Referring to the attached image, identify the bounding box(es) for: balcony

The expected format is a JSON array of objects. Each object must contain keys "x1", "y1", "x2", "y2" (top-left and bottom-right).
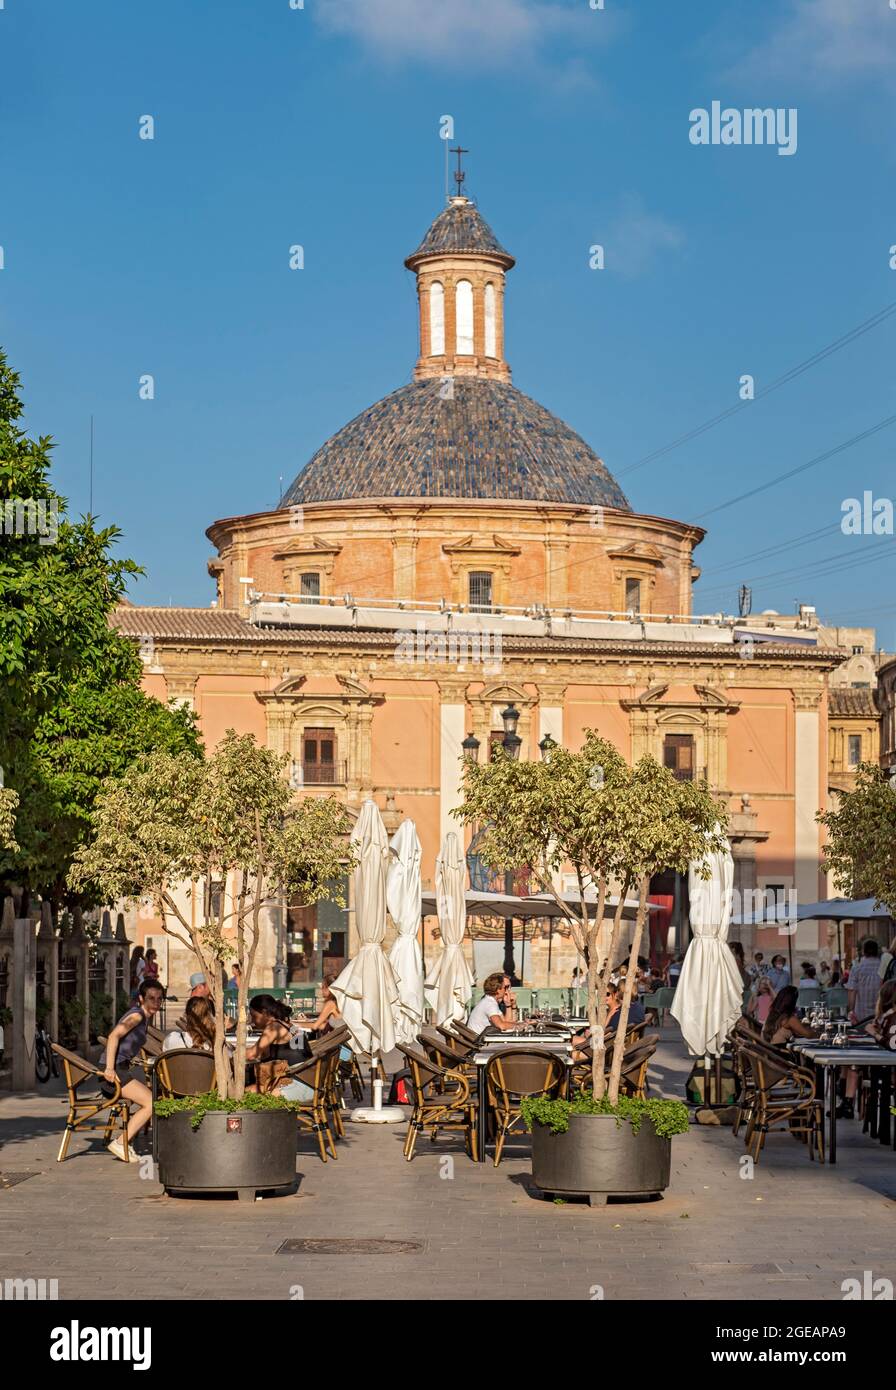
[{"x1": 290, "y1": 761, "x2": 347, "y2": 787}]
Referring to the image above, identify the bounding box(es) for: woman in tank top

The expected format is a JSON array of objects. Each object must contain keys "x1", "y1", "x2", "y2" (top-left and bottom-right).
[{"x1": 101, "y1": 977, "x2": 164, "y2": 1162}]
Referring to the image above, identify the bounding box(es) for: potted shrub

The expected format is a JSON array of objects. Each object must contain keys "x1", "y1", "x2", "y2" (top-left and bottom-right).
[
  {"x1": 522, "y1": 1093, "x2": 690, "y2": 1203},
  {"x1": 457, "y1": 736, "x2": 724, "y2": 1196},
  {"x1": 70, "y1": 731, "x2": 353, "y2": 1199}
]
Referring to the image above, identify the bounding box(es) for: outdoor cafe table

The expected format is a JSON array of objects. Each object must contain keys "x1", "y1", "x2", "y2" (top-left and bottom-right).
[
  {"x1": 792, "y1": 1040, "x2": 891, "y2": 1165},
  {"x1": 472, "y1": 1029, "x2": 575, "y2": 1164}
]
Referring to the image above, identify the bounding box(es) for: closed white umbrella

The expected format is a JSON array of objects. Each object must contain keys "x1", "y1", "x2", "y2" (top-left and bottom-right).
[
  {"x1": 425, "y1": 831, "x2": 474, "y2": 1027},
  {"x1": 387, "y1": 818, "x2": 425, "y2": 1045},
  {"x1": 671, "y1": 831, "x2": 742, "y2": 1057},
  {"x1": 331, "y1": 799, "x2": 400, "y2": 1060}
]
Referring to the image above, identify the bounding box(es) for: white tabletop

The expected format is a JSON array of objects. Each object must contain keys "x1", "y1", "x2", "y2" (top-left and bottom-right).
[{"x1": 474, "y1": 1036, "x2": 573, "y2": 1066}]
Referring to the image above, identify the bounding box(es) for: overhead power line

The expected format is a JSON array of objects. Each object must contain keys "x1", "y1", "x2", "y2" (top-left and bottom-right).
[{"x1": 618, "y1": 301, "x2": 896, "y2": 478}]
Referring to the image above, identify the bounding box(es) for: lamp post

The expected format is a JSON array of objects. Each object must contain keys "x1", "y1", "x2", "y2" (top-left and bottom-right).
[{"x1": 500, "y1": 704, "x2": 522, "y2": 984}]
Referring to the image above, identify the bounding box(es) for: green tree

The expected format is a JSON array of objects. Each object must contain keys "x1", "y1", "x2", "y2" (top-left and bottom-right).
[
  {"x1": 455, "y1": 732, "x2": 725, "y2": 1100},
  {"x1": 0, "y1": 348, "x2": 199, "y2": 905},
  {"x1": 5, "y1": 656, "x2": 201, "y2": 907},
  {"x1": 0, "y1": 786, "x2": 18, "y2": 852},
  {"x1": 70, "y1": 731, "x2": 355, "y2": 1099},
  {"x1": 819, "y1": 762, "x2": 896, "y2": 910}
]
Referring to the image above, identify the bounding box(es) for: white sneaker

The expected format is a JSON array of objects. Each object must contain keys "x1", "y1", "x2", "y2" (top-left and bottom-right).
[{"x1": 107, "y1": 1137, "x2": 133, "y2": 1163}]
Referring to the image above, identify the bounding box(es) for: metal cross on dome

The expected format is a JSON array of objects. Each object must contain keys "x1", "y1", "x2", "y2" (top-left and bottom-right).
[{"x1": 450, "y1": 144, "x2": 469, "y2": 196}]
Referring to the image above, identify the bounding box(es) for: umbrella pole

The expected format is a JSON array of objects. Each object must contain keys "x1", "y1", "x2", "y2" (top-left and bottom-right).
[
  {"x1": 547, "y1": 922, "x2": 552, "y2": 984},
  {"x1": 520, "y1": 921, "x2": 527, "y2": 986}
]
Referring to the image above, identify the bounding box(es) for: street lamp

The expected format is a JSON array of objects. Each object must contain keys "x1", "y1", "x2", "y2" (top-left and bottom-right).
[
  {"x1": 539, "y1": 733, "x2": 557, "y2": 761},
  {"x1": 500, "y1": 703, "x2": 521, "y2": 760},
  {"x1": 500, "y1": 704, "x2": 522, "y2": 983},
  {"x1": 462, "y1": 733, "x2": 481, "y2": 763}
]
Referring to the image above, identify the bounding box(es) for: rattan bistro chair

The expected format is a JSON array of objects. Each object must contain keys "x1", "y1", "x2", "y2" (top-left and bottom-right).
[
  {"x1": 738, "y1": 1042, "x2": 824, "y2": 1163},
  {"x1": 396, "y1": 1044, "x2": 478, "y2": 1162},
  {"x1": 447, "y1": 1020, "x2": 481, "y2": 1046},
  {"x1": 616, "y1": 1035, "x2": 659, "y2": 1099},
  {"x1": 154, "y1": 1048, "x2": 218, "y2": 1099},
  {"x1": 52, "y1": 1044, "x2": 132, "y2": 1163},
  {"x1": 418, "y1": 1027, "x2": 478, "y2": 1084},
  {"x1": 485, "y1": 1048, "x2": 567, "y2": 1168},
  {"x1": 280, "y1": 1054, "x2": 338, "y2": 1163}
]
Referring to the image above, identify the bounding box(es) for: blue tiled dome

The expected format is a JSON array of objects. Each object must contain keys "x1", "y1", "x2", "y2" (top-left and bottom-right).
[
  {"x1": 280, "y1": 378, "x2": 631, "y2": 509},
  {"x1": 405, "y1": 199, "x2": 515, "y2": 268}
]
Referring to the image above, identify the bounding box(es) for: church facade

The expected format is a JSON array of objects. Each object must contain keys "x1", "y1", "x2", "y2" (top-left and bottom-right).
[{"x1": 115, "y1": 191, "x2": 839, "y2": 993}]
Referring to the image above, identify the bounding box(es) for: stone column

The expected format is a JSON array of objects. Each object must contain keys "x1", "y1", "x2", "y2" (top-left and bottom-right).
[
  {"x1": 793, "y1": 690, "x2": 822, "y2": 949},
  {"x1": 12, "y1": 916, "x2": 36, "y2": 1091},
  {"x1": 538, "y1": 682, "x2": 566, "y2": 748},
  {"x1": 438, "y1": 680, "x2": 468, "y2": 849},
  {"x1": 70, "y1": 908, "x2": 91, "y2": 1055},
  {"x1": 37, "y1": 900, "x2": 59, "y2": 1043}
]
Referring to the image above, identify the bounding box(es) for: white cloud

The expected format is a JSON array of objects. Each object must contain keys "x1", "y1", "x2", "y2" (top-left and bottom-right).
[
  {"x1": 734, "y1": 0, "x2": 896, "y2": 84},
  {"x1": 605, "y1": 195, "x2": 685, "y2": 279},
  {"x1": 313, "y1": 0, "x2": 611, "y2": 75}
]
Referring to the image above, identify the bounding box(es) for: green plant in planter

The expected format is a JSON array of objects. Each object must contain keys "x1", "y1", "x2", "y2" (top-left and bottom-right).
[
  {"x1": 521, "y1": 1092, "x2": 690, "y2": 1140},
  {"x1": 154, "y1": 1089, "x2": 304, "y2": 1131}
]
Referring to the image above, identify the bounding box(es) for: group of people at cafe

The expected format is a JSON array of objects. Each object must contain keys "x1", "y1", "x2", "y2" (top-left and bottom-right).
[{"x1": 98, "y1": 973, "x2": 349, "y2": 1162}]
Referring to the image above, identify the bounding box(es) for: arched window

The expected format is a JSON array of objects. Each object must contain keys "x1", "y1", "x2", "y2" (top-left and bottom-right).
[
  {"x1": 484, "y1": 282, "x2": 496, "y2": 357},
  {"x1": 455, "y1": 279, "x2": 474, "y2": 355},
  {"x1": 429, "y1": 281, "x2": 445, "y2": 356}
]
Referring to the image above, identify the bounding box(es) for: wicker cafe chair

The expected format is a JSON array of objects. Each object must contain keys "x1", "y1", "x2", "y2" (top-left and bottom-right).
[
  {"x1": 418, "y1": 1027, "x2": 478, "y2": 1084},
  {"x1": 309, "y1": 1027, "x2": 365, "y2": 1102},
  {"x1": 154, "y1": 1048, "x2": 218, "y2": 1099},
  {"x1": 279, "y1": 1053, "x2": 338, "y2": 1163},
  {"x1": 396, "y1": 1044, "x2": 478, "y2": 1162},
  {"x1": 616, "y1": 1035, "x2": 659, "y2": 1099},
  {"x1": 306, "y1": 1032, "x2": 350, "y2": 1139},
  {"x1": 52, "y1": 1044, "x2": 132, "y2": 1163},
  {"x1": 485, "y1": 1048, "x2": 567, "y2": 1169},
  {"x1": 738, "y1": 1042, "x2": 824, "y2": 1163},
  {"x1": 447, "y1": 1020, "x2": 481, "y2": 1046}
]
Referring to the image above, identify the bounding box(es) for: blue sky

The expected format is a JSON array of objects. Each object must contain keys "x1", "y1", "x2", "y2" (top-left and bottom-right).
[{"x1": 3, "y1": 0, "x2": 895, "y2": 641}]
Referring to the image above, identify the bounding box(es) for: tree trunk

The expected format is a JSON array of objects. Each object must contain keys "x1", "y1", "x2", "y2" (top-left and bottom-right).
[
  {"x1": 606, "y1": 879, "x2": 650, "y2": 1104},
  {"x1": 590, "y1": 883, "x2": 629, "y2": 1099}
]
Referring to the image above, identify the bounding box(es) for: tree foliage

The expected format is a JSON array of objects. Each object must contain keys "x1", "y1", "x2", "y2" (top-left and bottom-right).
[
  {"x1": 69, "y1": 731, "x2": 355, "y2": 1098},
  {"x1": 455, "y1": 732, "x2": 726, "y2": 1100},
  {"x1": 0, "y1": 348, "x2": 199, "y2": 903},
  {"x1": 819, "y1": 762, "x2": 896, "y2": 910}
]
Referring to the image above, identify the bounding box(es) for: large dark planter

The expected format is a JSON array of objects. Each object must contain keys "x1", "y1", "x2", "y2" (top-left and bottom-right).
[
  {"x1": 157, "y1": 1109, "x2": 297, "y2": 1202},
  {"x1": 531, "y1": 1113, "x2": 672, "y2": 1203}
]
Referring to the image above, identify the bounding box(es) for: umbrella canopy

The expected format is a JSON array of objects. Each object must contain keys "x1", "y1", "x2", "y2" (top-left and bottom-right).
[
  {"x1": 671, "y1": 832, "x2": 743, "y2": 1056},
  {"x1": 386, "y1": 818, "x2": 425, "y2": 1045},
  {"x1": 419, "y1": 888, "x2": 660, "y2": 922},
  {"x1": 331, "y1": 799, "x2": 400, "y2": 1057},
  {"x1": 731, "y1": 896, "x2": 894, "y2": 927},
  {"x1": 425, "y1": 831, "x2": 475, "y2": 1027}
]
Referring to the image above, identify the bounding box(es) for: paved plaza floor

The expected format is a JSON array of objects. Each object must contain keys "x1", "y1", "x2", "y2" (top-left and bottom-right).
[{"x1": 1, "y1": 1025, "x2": 894, "y2": 1302}]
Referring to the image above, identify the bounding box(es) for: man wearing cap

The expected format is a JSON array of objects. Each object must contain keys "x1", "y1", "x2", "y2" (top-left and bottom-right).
[{"x1": 189, "y1": 972, "x2": 209, "y2": 999}]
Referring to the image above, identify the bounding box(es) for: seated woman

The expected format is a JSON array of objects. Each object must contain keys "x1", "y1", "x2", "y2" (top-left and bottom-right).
[
  {"x1": 747, "y1": 974, "x2": 775, "y2": 1027},
  {"x1": 295, "y1": 976, "x2": 352, "y2": 1061},
  {"x1": 163, "y1": 996, "x2": 216, "y2": 1052},
  {"x1": 762, "y1": 985, "x2": 818, "y2": 1047},
  {"x1": 245, "y1": 994, "x2": 314, "y2": 1102},
  {"x1": 101, "y1": 978, "x2": 164, "y2": 1161},
  {"x1": 572, "y1": 982, "x2": 634, "y2": 1062}
]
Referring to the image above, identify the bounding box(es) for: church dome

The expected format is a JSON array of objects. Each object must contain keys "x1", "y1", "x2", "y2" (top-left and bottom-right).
[
  {"x1": 281, "y1": 182, "x2": 629, "y2": 513},
  {"x1": 280, "y1": 378, "x2": 630, "y2": 509}
]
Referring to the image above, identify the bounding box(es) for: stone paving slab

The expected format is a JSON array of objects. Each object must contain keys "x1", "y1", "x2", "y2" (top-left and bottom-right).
[{"x1": 1, "y1": 1027, "x2": 894, "y2": 1301}]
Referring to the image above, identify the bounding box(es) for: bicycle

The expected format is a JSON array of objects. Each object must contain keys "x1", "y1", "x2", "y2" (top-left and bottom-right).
[{"x1": 35, "y1": 1022, "x2": 59, "y2": 1083}]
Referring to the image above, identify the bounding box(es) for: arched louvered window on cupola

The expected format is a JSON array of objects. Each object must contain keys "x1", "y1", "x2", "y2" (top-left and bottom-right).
[
  {"x1": 429, "y1": 281, "x2": 445, "y2": 356},
  {"x1": 484, "y1": 282, "x2": 496, "y2": 357},
  {"x1": 455, "y1": 279, "x2": 474, "y2": 355}
]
